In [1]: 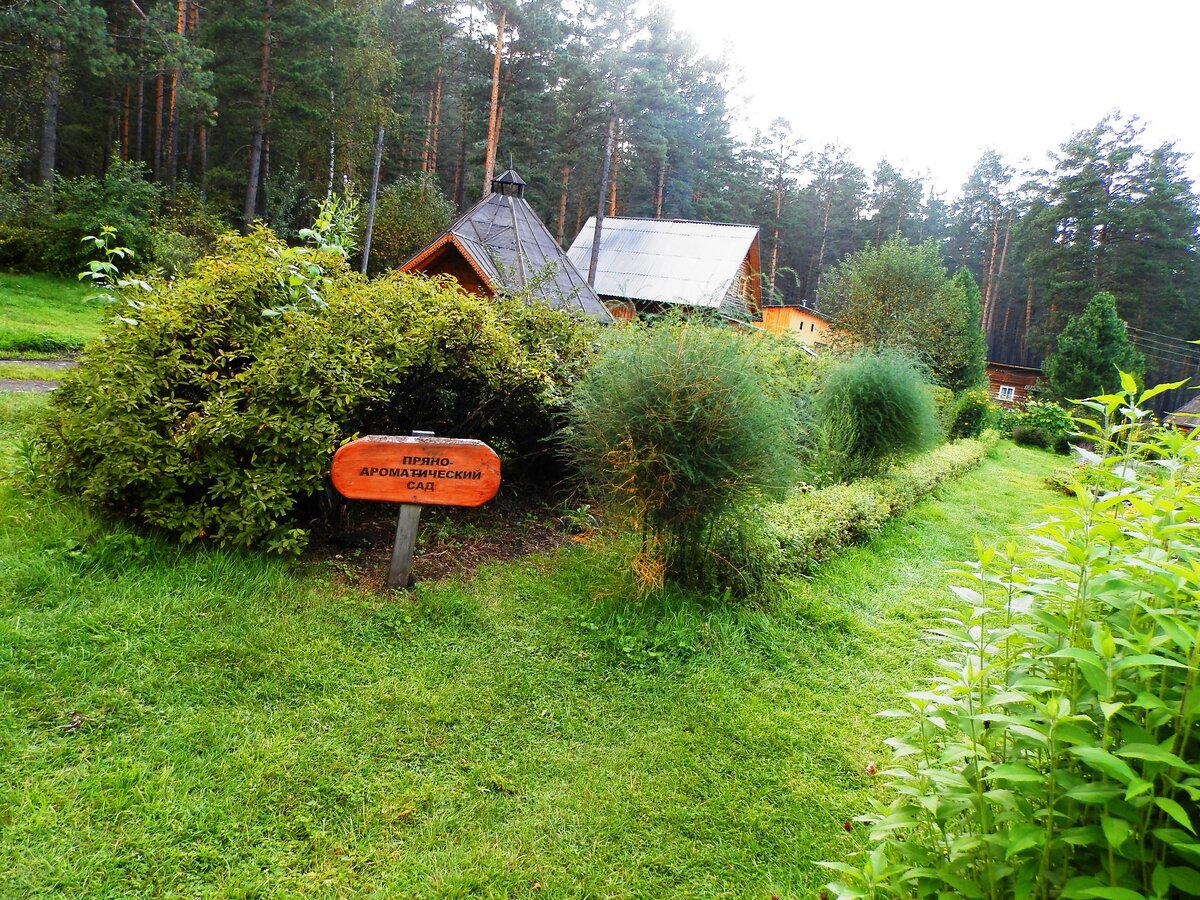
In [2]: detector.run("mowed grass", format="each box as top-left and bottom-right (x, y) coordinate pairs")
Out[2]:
(0, 271), (101, 356)
(0, 361), (66, 380)
(0, 395), (1069, 898)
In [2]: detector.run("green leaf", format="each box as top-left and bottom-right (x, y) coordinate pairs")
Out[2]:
(1153, 865), (1171, 898)
(1158, 797), (1195, 833)
(1140, 379), (1189, 404)
(1167, 867), (1200, 896)
(1067, 784), (1123, 804)
(990, 763), (1044, 783)
(1115, 654), (1190, 671)
(1067, 889), (1147, 900)
(1005, 824), (1045, 858)
(1071, 747), (1138, 785)
(1102, 815), (1132, 848)
(1117, 743), (1197, 773)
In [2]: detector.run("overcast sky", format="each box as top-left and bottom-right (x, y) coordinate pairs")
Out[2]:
(659, 0), (1200, 197)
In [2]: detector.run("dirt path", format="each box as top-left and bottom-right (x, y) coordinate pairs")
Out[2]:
(0, 378), (59, 392)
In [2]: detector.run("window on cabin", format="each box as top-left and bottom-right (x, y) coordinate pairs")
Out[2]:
(997, 385), (1016, 402)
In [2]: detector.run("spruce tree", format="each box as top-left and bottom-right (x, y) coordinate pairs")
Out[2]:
(1044, 291), (1146, 400)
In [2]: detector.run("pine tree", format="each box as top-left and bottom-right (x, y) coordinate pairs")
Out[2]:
(945, 269), (988, 391)
(1043, 291), (1146, 400)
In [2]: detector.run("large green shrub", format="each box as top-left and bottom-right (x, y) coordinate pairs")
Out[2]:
(562, 319), (799, 589)
(814, 349), (941, 482)
(40, 159), (162, 274)
(948, 388), (994, 439)
(364, 173), (456, 274)
(149, 187), (230, 276)
(1014, 398), (1074, 452)
(816, 236), (986, 391)
(824, 381), (1200, 899)
(41, 228), (594, 553)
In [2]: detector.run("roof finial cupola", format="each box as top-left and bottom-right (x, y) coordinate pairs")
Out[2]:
(491, 166), (526, 198)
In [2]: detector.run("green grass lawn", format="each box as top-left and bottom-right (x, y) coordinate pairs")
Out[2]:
(0, 395), (1070, 898)
(0, 271), (102, 356)
(0, 360), (66, 380)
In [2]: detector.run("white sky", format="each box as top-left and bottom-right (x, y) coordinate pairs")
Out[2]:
(661, 0), (1200, 197)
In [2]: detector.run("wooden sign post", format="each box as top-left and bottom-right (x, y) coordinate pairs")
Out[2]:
(331, 432), (501, 588)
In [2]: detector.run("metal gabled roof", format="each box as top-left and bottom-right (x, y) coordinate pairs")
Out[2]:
(401, 190), (613, 323)
(566, 217), (760, 309)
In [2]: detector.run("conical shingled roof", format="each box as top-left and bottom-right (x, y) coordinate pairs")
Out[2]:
(401, 178), (612, 323)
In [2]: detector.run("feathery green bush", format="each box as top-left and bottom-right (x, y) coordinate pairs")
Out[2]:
(562, 319), (799, 590)
(815, 349), (941, 483)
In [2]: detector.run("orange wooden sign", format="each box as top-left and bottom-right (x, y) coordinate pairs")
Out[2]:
(331, 435), (501, 506)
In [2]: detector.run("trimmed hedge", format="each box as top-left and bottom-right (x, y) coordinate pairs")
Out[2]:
(712, 433), (998, 595)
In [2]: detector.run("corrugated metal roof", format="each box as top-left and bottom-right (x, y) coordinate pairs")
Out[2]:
(1167, 393), (1200, 426)
(566, 217), (759, 309)
(402, 189), (613, 323)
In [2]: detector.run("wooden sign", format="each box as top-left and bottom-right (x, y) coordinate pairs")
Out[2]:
(331, 435), (501, 507)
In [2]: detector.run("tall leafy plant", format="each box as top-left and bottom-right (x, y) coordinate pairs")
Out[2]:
(823, 375), (1200, 899)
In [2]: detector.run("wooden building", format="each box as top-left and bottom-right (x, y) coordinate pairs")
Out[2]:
(566, 217), (760, 321)
(986, 361), (1042, 407)
(1166, 395), (1200, 430)
(760, 303), (835, 347)
(400, 170), (613, 323)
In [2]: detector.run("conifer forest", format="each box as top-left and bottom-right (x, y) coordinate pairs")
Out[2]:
(3, 0), (1199, 387)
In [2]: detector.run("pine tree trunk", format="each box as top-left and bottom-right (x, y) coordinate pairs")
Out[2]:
(607, 121), (619, 216)
(260, 135), (270, 217)
(153, 72), (164, 180)
(556, 164), (570, 244)
(243, 0), (272, 230)
(361, 125), (385, 275)
(164, 0), (187, 191)
(812, 192), (832, 296)
(39, 37), (62, 188)
(135, 76), (145, 162)
(429, 63), (443, 174)
(481, 6), (505, 196)
(198, 124), (207, 200)
(589, 109), (617, 287)
(769, 176), (783, 293)
(245, 131), (263, 228)
(420, 87), (434, 173)
(454, 90), (468, 208)
(654, 161), (666, 219)
(982, 210), (1000, 317)
(121, 84), (131, 161)
(1024, 281), (1034, 337)
(987, 211), (1013, 332)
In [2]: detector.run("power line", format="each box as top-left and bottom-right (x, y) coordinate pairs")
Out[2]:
(1127, 330), (1200, 353)
(1127, 324), (1199, 345)
(1131, 348), (1200, 368)
(1130, 338), (1200, 361)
